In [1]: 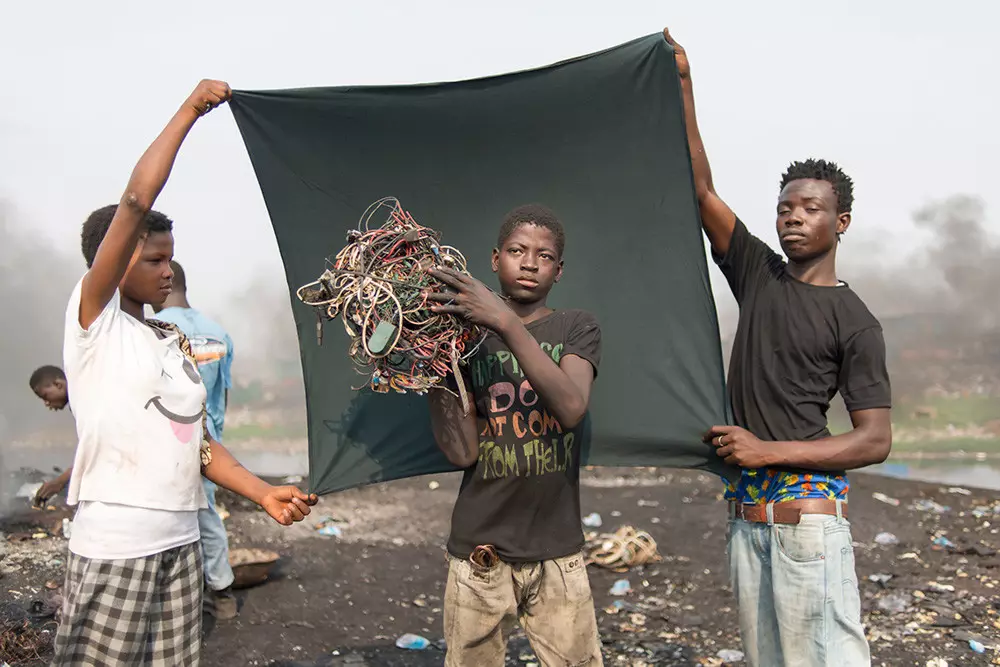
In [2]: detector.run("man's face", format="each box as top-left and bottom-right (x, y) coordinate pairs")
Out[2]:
(122, 231), (175, 307)
(775, 179), (851, 263)
(492, 223), (563, 303)
(35, 379), (68, 411)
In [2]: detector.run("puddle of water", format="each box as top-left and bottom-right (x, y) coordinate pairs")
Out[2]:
(867, 460), (1000, 492)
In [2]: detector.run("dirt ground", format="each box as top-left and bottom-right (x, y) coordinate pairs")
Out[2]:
(2, 469), (999, 666)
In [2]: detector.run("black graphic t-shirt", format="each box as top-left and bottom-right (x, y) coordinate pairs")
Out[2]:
(447, 309), (601, 563)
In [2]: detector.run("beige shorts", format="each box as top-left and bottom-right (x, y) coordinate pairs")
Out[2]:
(443, 551), (603, 667)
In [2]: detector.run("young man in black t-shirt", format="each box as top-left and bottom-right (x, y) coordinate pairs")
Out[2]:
(666, 29), (892, 667)
(426, 204), (603, 667)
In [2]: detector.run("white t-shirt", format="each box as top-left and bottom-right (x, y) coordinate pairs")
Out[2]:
(63, 278), (209, 559)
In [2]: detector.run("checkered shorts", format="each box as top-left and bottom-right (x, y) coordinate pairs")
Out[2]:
(52, 541), (203, 666)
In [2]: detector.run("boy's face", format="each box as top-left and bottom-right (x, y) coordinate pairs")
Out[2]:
(122, 231), (175, 307)
(775, 179), (851, 263)
(35, 379), (68, 411)
(491, 223), (563, 303)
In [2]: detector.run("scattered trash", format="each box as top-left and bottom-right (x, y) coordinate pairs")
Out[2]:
(926, 581), (956, 593)
(953, 631), (999, 650)
(61, 519), (72, 540)
(586, 526), (661, 571)
(970, 502), (1000, 519)
(314, 517), (344, 537)
(15, 483), (42, 500)
(874, 532), (899, 546)
(604, 599), (625, 614)
(395, 633), (430, 650)
(216, 504), (230, 521)
(868, 573), (893, 586)
(609, 579), (632, 596)
(610, 510), (622, 518)
(428, 481), (440, 490)
(876, 591), (912, 614)
(968, 639), (985, 654)
(872, 492), (900, 506)
(947, 487), (971, 496)
(925, 659), (948, 667)
(582, 512), (603, 528)
(284, 620), (316, 629)
(637, 499), (660, 508)
(931, 536), (955, 549)
(717, 649), (745, 664)
(283, 475), (304, 484)
(911, 499), (950, 514)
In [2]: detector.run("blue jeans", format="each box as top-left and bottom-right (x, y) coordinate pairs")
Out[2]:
(727, 504), (870, 667)
(199, 478), (234, 591)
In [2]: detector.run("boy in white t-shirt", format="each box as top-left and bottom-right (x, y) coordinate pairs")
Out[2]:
(52, 79), (318, 666)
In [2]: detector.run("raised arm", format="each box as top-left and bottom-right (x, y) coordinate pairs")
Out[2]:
(664, 28), (737, 256)
(428, 375), (481, 468)
(79, 80), (232, 330)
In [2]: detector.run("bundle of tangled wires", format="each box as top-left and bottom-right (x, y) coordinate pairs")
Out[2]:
(297, 197), (485, 413)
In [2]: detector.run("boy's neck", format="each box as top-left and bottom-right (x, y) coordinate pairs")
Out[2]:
(785, 249), (840, 287)
(121, 294), (145, 322)
(507, 298), (553, 325)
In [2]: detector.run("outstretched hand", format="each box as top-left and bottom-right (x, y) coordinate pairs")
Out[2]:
(427, 267), (515, 333)
(184, 79), (232, 117)
(260, 485), (319, 526)
(704, 425), (773, 469)
(662, 28), (690, 79)
(33, 476), (68, 508)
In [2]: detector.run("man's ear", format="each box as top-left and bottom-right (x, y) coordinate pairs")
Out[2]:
(836, 212), (852, 237)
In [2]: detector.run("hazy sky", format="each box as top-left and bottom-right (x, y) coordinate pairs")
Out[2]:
(2, 0), (997, 322)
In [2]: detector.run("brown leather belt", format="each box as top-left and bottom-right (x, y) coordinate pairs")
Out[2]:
(728, 499), (847, 525)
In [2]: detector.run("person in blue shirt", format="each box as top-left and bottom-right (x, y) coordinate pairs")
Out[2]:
(153, 260), (238, 622)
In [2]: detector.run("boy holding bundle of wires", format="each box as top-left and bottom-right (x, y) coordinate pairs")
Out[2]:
(426, 204), (604, 666)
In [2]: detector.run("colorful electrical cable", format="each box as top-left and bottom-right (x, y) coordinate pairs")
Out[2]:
(297, 197), (485, 409)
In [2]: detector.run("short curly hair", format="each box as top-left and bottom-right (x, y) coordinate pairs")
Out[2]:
(496, 204), (565, 258)
(29, 365), (65, 391)
(780, 159), (854, 214)
(81, 205), (173, 268)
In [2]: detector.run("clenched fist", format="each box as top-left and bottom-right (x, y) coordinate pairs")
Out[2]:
(184, 79), (232, 117)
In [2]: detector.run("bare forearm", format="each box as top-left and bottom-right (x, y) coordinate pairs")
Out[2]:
(498, 318), (587, 428)
(127, 107), (199, 210)
(202, 440), (272, 505)
(675, 54), (735, 255)
(680, 75), (714, 198)
(96, 107), (200, 272)
(427, 389), (479, 467)
(768, 430), (891, 471)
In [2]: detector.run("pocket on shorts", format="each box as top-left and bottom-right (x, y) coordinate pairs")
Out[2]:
(774, 515), (829, 564)
(835, 529), (863, 624)
(554, 553), (593, 604)
(449, 555), (508, 611)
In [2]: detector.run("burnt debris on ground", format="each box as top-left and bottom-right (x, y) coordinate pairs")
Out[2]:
(1, 468), (998, 666)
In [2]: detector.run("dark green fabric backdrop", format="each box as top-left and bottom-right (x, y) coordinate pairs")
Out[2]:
(230, 32), (738, 494)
